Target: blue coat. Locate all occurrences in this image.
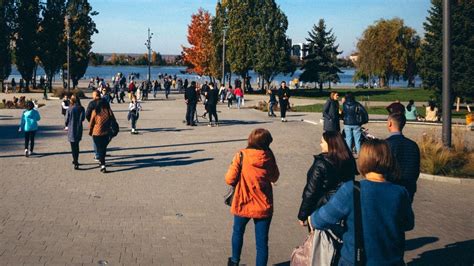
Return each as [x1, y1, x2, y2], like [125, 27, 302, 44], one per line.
[20, 109, 41, 132]
[65, 105, 85, 143]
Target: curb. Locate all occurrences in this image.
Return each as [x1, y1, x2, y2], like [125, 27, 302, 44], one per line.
[419, 173, 474, 185]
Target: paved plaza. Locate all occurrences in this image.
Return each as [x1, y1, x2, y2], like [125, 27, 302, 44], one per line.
[0, 92, 473, 265]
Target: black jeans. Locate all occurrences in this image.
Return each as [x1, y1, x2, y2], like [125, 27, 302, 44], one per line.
[280, 99, 288, 118]
[24, 130, 36, 152]
[208, 104, 218, 123]
[93, 135, 109, 166]
[130, 113, 138, 130]
[70, 141, 80, 164]
[186, 103, 196, 125]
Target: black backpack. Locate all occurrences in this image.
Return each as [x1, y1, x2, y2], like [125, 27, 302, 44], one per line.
[355, 103, 369, 125]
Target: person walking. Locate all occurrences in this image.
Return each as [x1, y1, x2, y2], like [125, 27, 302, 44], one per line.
[226, 85, 234, 109]
[86, 91, 103, 161]
[225, 128, 280, 266]
[342, 92, 368, 155]
[207, 82, 219, 127]
[128, 94, 142, 134]
[322, 91, 340, 132]
[19, 101, 41, 157]
[61, 94, 70, 117]
[311, 139, 414, 266]
[128, 81, 136, 101]
[297, 131, 356, 224]
[234, 86, 243, 109]
[65, 95, 85, 169]
[164, 78, 172, 99]
[267, 87, 277, 117]
[219, 83, 226, 103]
[185, 81, 198, 126]
[386, 113, 420, 202]
[278, 81, 290, 122]
[89, 100, 115, 173]
[11, 78, 16, 93]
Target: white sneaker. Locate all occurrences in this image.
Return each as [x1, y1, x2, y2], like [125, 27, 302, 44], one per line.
[25, 149, 29, 157]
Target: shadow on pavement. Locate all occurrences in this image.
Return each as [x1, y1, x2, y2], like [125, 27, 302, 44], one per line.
[405, 236, 439, 251]
[106, 149, 204, 162]
[138, 127, 193, 133]
[407, 239, 474, 266]
[0, 124, 65, 148]
[213, 120, 270, 127]
[107, 155, 213, 173]
[274, 261, 290, 266]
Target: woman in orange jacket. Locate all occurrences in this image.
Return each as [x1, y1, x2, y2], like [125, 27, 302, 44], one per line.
[225, 128, 279, 266]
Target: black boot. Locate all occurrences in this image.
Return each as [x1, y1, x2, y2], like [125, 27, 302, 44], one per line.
[227, 257, 238, 266]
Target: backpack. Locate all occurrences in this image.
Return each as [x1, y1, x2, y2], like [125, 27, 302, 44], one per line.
[355, 103, 369, 125]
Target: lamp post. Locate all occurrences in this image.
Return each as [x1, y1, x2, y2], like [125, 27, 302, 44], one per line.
[65, 15, 71, 92]
[145, 28, 153, 85]
[442, 0, 451, 147]
[221, 26, 228, 86]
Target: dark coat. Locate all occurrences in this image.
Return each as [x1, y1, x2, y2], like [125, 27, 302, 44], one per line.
[278, 87, 290, 102]
[386, 134, 420, 200]
[297, 153, 356, 221]
[185, 85, 198, 104]
[66, 104, 85, 143]
[343, 99, 367, 126]
[207, 88, 219, 105]
[323, 99, 340, 132]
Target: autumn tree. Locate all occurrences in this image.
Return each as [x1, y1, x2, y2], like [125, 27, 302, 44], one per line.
[14, 0, 40, 92]
[355, 18, 419, 88]
[151, 51, 164, 65]
[300, 19, 342, 91]
[0, 0, 15, 90]
[182, 8, 214, 79]
[38, 0, 66, 92]
[66, 0, 98, 88]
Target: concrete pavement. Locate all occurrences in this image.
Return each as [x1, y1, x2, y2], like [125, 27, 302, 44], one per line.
[0, 92, 473, 265]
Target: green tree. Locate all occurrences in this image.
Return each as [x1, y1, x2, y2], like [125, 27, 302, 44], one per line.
[355, 18, 419, 88]
[38, 0, 66, 92]
[419, 0, 474, 103]
[66, 0, 98, 88]
[226, 0, 257, 90]
[88, 52, 103, 66]
[254, 0, 294, 90]
[300, 19, 342, 91]
[14, 0, 40, 92]
[151, 51, 164, 65]
[0, 0, 15, 90]
[210, 1, 228, 83]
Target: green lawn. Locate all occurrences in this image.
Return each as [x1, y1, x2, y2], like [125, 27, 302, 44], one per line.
[292, 103, 470, 119]
[290, 88, 435, 102]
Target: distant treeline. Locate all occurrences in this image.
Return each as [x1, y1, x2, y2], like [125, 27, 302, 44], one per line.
[89, 52, 183, 66]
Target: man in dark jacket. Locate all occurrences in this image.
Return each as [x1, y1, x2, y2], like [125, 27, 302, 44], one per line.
[386, 113, 420, 202]
[278, 81, 290, 122]
[185, 81, 198, 126]
[343, 92, 368, 154]
[322, 91, 340, 132]
[206, 82, 219, 126]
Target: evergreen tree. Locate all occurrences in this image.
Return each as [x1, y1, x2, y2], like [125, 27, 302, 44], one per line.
[0, 0, 15, 90]
[254, 0, 294, 90]
[38, 0, 66, 92]
[66, 0, 98, 88]
[420, 0, 474, 103]
[300, 19, 342, 91]
[226, 0, 257, 90]
[14, 0, 40, 92]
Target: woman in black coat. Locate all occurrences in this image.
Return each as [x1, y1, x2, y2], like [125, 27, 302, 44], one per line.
[298, 131, 356, 224]
[322, 91, 340, 132]
[65, 95, 85, 169]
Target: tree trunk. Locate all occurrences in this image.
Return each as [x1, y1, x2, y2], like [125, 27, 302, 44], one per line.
[33, 66, 37, 89]
[318, 82, 323, 92]
[328, 82, 332, 90]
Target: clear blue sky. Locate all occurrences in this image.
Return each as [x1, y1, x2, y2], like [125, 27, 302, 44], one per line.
[90, 0, 431, 56]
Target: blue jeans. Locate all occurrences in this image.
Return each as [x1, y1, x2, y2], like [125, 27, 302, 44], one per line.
[344, 125, 362, 154]
[236, 96, 242, 109]
[93, 141, 99, 158]
[231, 215, 272, 266]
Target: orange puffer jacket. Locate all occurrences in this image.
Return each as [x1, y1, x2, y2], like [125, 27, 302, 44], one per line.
[225, 148, 280, 218]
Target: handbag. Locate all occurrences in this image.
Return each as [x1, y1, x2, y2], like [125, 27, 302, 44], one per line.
[354, 180, 366, 266]
[108, 109, 120, 138]
[224, 151, 243, 206]
[291, 217, 341, 266]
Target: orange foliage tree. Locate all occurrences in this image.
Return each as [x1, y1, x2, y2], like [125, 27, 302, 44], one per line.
[182, 8, 214, 78]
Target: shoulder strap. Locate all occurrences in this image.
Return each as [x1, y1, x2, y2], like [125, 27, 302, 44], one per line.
[354, 180, 365, 265]
[236, 151, 243, 182]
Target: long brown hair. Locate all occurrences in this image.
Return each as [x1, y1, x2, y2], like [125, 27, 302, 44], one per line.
[323, 131, 353, 167]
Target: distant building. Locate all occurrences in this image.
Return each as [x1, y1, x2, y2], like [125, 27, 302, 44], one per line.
[349, 53, 359, 63]
[291, 42, 310, 60]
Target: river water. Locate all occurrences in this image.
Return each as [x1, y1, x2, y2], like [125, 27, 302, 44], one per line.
[8, 65, 420, 88]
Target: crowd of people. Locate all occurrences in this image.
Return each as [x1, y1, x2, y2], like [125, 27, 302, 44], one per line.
[15, 74, 425, 265]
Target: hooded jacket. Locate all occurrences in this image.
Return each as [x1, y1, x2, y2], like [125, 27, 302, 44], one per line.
[20, 109, 41, 132]
[225, 148, 280, 218]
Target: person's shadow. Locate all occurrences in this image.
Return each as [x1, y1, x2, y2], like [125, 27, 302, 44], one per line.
[408, 239, 473, 266]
